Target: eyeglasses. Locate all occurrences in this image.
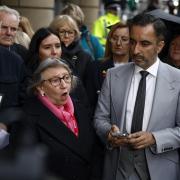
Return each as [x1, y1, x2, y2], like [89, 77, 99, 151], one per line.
[110, 37, 129, 44]
[59, 30, 75, 37]
[42, 74, 72, 87]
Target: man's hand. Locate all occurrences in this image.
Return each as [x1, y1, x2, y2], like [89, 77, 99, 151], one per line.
[128, 131, 156, 150]
[107, 125, 129, 148]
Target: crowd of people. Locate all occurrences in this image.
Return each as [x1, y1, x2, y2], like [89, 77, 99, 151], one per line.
[0, 1, 180, 180]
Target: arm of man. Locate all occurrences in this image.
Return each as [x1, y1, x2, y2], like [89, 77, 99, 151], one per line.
[94, 69, 129, 147]
[94, 70, 112, 145]
[128, 75, 180, 153]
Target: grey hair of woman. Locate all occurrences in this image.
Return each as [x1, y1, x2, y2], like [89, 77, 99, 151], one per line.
[28, 58, 78, 94]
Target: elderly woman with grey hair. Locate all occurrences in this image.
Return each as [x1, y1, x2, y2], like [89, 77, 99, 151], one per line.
[10, 58, 95, 180]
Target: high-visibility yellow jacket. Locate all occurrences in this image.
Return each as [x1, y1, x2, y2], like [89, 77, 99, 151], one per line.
[92, 12, 120, 47]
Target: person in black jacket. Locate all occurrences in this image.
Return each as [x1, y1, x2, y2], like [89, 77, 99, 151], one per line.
[0, 46, 27, 149]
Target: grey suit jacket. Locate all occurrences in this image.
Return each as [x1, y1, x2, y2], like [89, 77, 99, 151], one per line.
[94, 61, 180, 180]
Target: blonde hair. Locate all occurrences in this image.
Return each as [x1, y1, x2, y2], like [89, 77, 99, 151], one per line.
[49, 15, 80, 39]
[60, 3, 85, 28]
[14, 30, 30, 49]
[19, 16, 34, 38]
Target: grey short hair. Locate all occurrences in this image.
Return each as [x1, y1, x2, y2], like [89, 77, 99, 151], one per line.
[28, 58, 78, 94]
[0, 5, 20, 23]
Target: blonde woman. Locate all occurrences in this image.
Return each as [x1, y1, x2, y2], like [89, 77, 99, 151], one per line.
[19, 16, 34, 39]
[49, 15, 93, 87]
[60, 3, 104, 60]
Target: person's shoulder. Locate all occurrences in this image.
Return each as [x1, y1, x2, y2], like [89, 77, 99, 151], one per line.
[0, 46, 23, 64]
[12, 43, 28, 51]
[11, 43, 28, 60]
[109, 62, 133, 72]
[160, 61, 180, 80]
[105, 62, 134, 78]
[72, 98, 92, 116]
[23, 96, 41, 115]
[89, 34, 104, 47]
[78, 47, 94, 61]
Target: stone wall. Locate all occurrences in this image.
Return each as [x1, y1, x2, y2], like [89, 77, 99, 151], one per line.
[0, 0, 101, 32]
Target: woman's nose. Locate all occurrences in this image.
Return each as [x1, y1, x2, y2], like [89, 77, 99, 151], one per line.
[59, 79, 67, 88]
[51, 47, 57, 55]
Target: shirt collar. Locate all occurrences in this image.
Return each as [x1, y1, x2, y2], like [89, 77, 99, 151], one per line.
[134, 58, 160, 77]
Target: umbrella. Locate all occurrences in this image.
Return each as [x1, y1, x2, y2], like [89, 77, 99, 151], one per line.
[147, 9, 180, 24]
[147, 9, 180, 34]
[147, 9, 180, 60]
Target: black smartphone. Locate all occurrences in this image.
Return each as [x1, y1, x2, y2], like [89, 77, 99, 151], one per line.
[111, 132, 128, 138]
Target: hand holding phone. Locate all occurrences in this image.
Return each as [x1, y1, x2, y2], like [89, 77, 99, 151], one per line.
[111, 132, 129, 138]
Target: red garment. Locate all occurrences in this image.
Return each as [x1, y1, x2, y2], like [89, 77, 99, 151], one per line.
[38, 94, 79, 137]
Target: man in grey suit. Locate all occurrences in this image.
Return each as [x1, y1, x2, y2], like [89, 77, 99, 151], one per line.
[94, 13, 180, 180]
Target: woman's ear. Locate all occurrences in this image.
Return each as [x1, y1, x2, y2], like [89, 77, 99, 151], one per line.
[36, 85, 45, 96]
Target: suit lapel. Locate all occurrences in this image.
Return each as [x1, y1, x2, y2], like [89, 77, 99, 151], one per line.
[147, 62, 177, 130]
[111, 63, 134, 131]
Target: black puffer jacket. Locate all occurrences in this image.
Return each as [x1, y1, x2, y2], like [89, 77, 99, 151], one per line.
[61, 40, 93, 86]
[61, 40, 93, 108]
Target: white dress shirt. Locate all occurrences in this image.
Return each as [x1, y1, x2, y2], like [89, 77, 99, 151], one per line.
[126, 58, 160, 133]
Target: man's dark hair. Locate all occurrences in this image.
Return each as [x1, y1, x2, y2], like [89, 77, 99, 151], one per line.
[129, 13, 167, 41]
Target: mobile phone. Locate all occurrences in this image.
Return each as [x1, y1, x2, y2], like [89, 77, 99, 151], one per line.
[111, 132, 128, 138]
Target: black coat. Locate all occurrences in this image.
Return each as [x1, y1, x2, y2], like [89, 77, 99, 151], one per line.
[61, 40, 93, 108]
[61, 40, 93, 86]
[86, 59, 114, 109]
[10, 43, 28, 62]
[0, 46, 27, 109]
[12, 96, 95, 180]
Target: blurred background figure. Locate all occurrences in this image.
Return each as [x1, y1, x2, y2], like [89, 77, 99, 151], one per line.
[167, 33, 180, 68]
[147, 9, 180, 61]
[14, 15, 35, 49]
[19, 16, 34, 39]
[127, 0, 137, 12]
[86, 22, 130, 109]
[49, 15, 93, 88]
[14, 30, 30, 49]
[92, 0, 122, 47]
[167, 0, 176, 14]
[60, 3, 104, 61]
[146, 0, 160, 12]
[0, 5, 28, 61]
